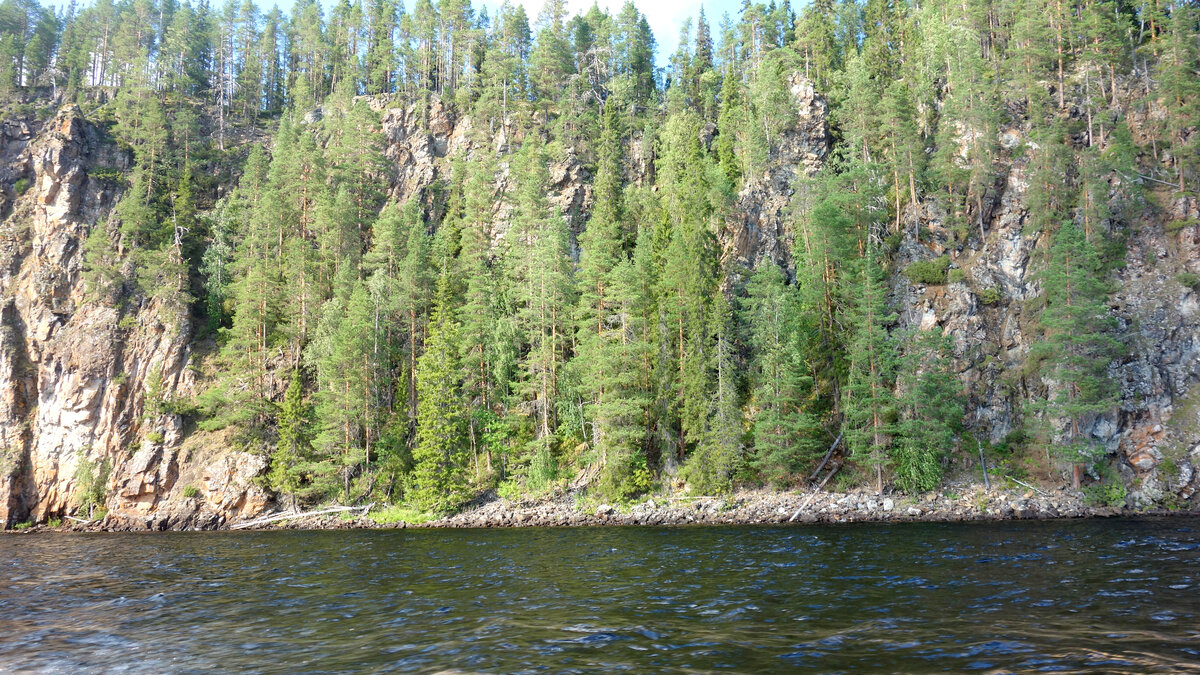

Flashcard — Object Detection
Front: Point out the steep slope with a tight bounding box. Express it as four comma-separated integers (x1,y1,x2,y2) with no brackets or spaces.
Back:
0,107,267,529
0,71,1196,529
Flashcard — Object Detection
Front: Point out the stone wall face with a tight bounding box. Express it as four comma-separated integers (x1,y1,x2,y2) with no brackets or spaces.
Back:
1,77,1197,528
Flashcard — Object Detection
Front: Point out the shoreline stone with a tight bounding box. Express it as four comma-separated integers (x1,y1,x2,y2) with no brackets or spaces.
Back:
9,484,1194,533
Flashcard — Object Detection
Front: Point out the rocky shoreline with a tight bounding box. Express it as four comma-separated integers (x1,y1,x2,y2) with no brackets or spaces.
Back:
407,485,1183,529
9,483,1194,533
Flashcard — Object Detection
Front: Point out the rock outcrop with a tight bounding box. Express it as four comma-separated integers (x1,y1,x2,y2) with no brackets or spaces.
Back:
888,98,1200,505
0,107,266,528
376,96,594,241
724,73,830,272
2,72,1198,529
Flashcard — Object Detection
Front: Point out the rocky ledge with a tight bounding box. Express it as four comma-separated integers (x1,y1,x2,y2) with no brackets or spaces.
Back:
7,483,1192,534
13,483,1188,533
413,485,1180,529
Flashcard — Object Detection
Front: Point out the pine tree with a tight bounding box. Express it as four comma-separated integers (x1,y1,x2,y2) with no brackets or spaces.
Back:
457,151,506,480
654,111,723,457
395,201,434,424
1032,222,1122,486
575,106,631,460
304,279,373,502
842,242,897,494
409,275,468,512
893,331,963,493
794,0,840,88
1158,3,1200,192
743,260,822,483
507,134,574,461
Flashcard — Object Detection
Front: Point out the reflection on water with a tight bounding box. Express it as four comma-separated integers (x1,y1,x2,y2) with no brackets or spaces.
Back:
2,518,1199,672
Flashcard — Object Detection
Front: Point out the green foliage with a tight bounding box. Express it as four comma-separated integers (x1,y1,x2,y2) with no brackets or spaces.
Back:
977,287,1003,305
893,331,964,493
269,370,321,503
844,243,898,493
1082,474,1128,508
408,277,469,513
182,485,201,499
368,504,434,525
1167,219,1199,235
32,0,1194,514
598,450,653,503
73,456,111,517
742,262,822,483
1177,273,1200,289
1031,223,1123,470
903,257,951,285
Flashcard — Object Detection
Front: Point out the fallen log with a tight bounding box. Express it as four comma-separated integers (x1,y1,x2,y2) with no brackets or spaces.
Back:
789,463,841,522
978,439,990,490
1008,476,1051,498
807,432,843,483
231,504,368,530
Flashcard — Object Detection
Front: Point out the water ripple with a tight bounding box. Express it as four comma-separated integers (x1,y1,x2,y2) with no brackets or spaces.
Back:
0,517,1198,672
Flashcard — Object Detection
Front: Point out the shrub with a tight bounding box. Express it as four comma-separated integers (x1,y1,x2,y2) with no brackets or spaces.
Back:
1166,218,1198,235
182,485,201,499
947,268,965,284
904,257,951,285
1080,480,1123,506
368,504,433,525
1176,272,1199,289
884,232,902,253
1082,473,1128,508
86,167,126,186
74,456,112,518
977,287,1002,305
14,177,29,195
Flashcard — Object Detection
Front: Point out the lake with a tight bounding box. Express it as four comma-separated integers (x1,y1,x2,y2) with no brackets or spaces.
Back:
2,518,1198,672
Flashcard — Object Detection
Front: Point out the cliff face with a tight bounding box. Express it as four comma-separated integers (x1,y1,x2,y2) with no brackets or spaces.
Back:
374,95,595,239
888,93,1200,506
0,74,1195,528
724,73,830,273
0,108,267,529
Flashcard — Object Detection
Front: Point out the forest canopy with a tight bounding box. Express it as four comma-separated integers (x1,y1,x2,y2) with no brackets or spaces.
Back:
5,0,1195,510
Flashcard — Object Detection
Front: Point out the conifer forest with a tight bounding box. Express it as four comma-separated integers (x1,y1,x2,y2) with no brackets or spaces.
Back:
0,0,1197,516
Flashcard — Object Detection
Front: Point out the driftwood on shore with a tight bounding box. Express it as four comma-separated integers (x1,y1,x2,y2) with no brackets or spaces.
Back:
1008,476,1050,497
808,432,842,483
789,462,842,522
231,503,375,530
978,440,991,489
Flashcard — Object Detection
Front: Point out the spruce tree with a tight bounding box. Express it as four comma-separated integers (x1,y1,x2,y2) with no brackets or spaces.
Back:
842,243,897,494
893,331,963,493
409,275,468,512
269,369,315,509
743,261,822,483
1032,222,1122,486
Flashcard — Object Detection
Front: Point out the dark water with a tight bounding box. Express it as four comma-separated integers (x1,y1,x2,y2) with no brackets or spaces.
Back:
2,519,1199,673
